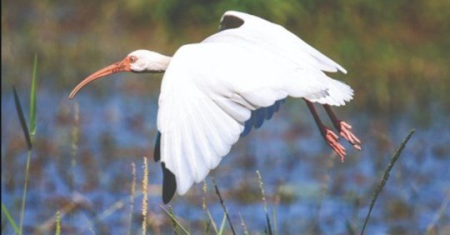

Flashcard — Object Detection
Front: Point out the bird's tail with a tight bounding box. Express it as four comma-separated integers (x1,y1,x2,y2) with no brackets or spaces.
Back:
305,79,354,106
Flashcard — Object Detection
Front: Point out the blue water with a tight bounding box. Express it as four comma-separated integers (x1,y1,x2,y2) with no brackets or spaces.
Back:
2,86,449,234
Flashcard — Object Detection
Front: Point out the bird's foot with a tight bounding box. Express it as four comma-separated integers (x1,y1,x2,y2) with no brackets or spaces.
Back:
324,128,346,161
339,121,362,151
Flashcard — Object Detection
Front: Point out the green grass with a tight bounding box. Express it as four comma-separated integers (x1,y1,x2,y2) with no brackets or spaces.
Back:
12,87,32,151
55,210,61,235
127,162,137,235
152,129,417,234
425,193,450,234
256,170,273,235
142,157,149,235
2,203,20,234
211,176,235,234
239,213,249,235
160,205,190,235
360,129,416,234
9,56,39,235
202,180,219,234
29,54,38,138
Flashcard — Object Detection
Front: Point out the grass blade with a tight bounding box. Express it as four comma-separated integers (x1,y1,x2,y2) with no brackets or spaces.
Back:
345,219,356,235
272,207,278,235
29,54,38,137
141,157,148,235
202,181,218,234
360,129,415,235
55,210,61,235
127,162,136,235
2,203,21,234
168,206,179,234
265,213,272,235
204,209,218,234
425,192,450,233
19,151,32,235
218,213,227,235
14,85,34,234
239,213,249,235
160,205,190,235
211,176,235,235
13,86,32,150
256,171,272,235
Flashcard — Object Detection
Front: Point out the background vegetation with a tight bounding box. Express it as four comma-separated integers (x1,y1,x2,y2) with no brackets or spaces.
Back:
3,0,450,113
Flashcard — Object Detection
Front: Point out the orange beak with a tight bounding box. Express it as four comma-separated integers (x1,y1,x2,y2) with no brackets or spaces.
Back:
69,57,132,99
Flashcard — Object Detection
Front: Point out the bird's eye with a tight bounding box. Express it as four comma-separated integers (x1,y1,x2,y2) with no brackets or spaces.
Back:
129,56,137,63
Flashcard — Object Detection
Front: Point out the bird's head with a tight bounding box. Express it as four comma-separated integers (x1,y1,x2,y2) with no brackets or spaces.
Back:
69,50,171,99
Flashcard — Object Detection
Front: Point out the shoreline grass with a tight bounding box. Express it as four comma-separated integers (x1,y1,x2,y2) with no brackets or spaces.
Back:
55,210,61,235
256,170,273,235
202,180,219,234
2,203,20,234
360,129,416,235
141,157,149,235
127,162,137,235
11,55,38,235
160,205,190,234
211,176,235,235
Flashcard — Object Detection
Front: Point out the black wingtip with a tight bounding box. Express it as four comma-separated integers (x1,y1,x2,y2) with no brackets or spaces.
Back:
154,131,161,162
219,15,244,31
162,162,176,204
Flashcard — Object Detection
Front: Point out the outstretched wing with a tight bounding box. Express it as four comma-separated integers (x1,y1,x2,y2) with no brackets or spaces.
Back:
156,11,354,203
207,10,348,74
240,99,285,137
201,10,353,138
157,48,247,200
157,42,340,202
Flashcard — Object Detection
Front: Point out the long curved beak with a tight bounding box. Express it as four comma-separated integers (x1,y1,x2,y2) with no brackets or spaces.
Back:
69,57,131,99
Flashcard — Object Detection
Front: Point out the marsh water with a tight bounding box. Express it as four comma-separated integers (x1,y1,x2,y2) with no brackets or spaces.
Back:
2,82,449,234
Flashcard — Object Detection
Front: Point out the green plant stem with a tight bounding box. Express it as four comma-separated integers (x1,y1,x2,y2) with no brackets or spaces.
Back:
29,54,38,137
127,162,136,235
141,157,148,235
55,210,61,235
160,205,190,235
239,213,249,235
360,129,415,235
211,177,235,235
2,203,21,234
12,87,32,150
426,192,450,233
218,214,227,235
19,150,32,235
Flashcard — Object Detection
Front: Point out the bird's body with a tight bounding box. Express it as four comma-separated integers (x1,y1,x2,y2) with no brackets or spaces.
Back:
69,11,361,204
158,42,353,194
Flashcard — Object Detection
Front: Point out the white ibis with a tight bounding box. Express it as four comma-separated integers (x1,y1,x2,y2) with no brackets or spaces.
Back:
69,11,361,204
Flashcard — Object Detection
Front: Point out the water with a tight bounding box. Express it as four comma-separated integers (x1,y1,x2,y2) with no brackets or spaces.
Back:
1,85,449,234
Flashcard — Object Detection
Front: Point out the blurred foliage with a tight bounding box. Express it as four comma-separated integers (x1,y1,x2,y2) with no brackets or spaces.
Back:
2,0,450,113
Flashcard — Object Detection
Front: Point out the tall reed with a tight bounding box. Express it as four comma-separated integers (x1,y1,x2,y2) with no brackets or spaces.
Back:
361,129,415,234
12,55,38,234
142,157,149,235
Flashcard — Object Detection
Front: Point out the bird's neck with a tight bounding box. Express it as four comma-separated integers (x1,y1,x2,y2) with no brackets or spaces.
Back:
151,55,172,73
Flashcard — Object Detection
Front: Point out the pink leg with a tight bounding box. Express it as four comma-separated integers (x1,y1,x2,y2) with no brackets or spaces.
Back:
304,100,346,161
323,105,362,150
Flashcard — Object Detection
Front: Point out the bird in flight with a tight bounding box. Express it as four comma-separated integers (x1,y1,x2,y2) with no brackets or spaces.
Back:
69,11,361,204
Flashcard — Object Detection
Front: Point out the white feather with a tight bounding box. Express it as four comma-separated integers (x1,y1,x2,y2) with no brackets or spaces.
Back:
211,10,347,74
156,11,354,196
